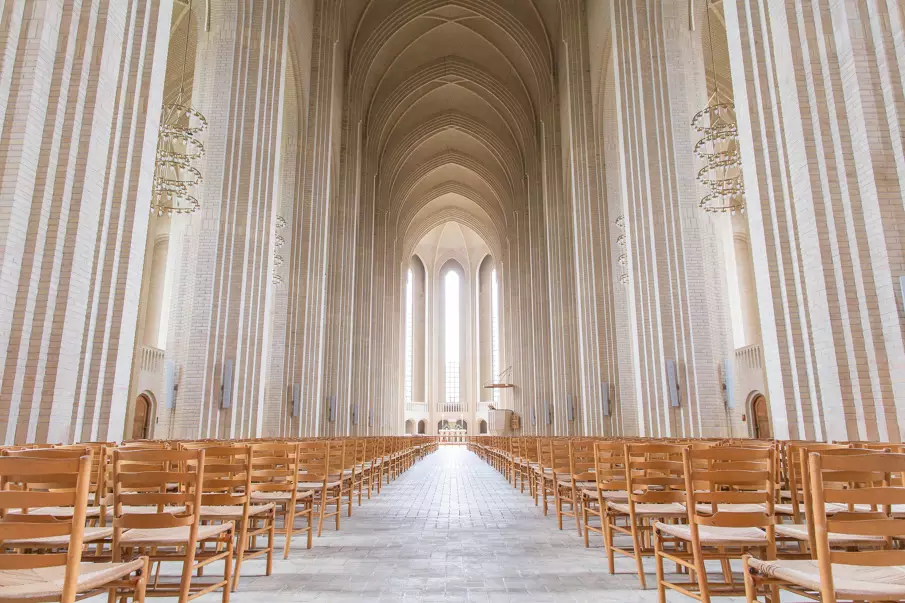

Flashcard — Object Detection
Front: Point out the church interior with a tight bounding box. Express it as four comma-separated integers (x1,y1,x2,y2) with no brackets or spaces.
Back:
1,0,904,601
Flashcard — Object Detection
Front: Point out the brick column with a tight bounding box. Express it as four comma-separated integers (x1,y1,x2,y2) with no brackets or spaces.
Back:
0,0,172,444
164,0,286,439
725,0,905,442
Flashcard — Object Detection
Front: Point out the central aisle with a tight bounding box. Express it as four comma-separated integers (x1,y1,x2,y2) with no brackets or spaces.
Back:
221,446,743,602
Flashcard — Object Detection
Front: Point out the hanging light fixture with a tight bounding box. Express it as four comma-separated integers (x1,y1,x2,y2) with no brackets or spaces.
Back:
693,0,744,215
150,0,207,217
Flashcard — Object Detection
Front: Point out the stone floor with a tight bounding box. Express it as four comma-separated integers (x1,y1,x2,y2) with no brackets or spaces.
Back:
184,445,750,602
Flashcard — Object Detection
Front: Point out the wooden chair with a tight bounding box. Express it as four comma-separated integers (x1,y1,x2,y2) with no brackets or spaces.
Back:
535,438,556,516
550,439,581,533
565,440,597,535
654,445,778,602
3,446,109,536
744,450,905,602
581,441,627,550
109,448,234,602
351,438,368,507
774,445,886,557
338,439,358,517
0,454,149,603
192,445,275,591
295,441,341,537
606,442,688,589
248,442,313,556
510,437,530,494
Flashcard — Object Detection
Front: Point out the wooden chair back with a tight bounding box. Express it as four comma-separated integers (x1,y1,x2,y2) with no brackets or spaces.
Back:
624,443,687,505
593,441,627,495
683,446,776,538
0,454,93,603
109,448,204,534
193,444,251,509
809,451,905,602
250,441,298,487
568,439,596,484
297,441,330,487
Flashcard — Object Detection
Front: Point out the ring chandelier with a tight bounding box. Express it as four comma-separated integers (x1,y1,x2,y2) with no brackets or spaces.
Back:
150,0,207,217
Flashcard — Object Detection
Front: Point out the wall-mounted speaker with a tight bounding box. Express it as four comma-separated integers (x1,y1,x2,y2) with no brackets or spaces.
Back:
326,396,336,422
567,395,575,422
165,360,177,409
722,359,735,409
351,403,359,426
545,400,552,425
601,382,610,416
291,383,301,417
529,407,537,426
368,409,373,427
666,359,681,408
220,359,233,409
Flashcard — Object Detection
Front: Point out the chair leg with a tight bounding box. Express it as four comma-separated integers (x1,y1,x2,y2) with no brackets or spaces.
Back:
742,555,757,603
604,509,616,575
692,540,711,603
317,489,328,537
232,519,248,592
222,533,234,603
654,527,667,603
266,514,275,576
134,556,150,603
283,503,296,559
179,542,197,603
629,514,647,590
306,501,314,549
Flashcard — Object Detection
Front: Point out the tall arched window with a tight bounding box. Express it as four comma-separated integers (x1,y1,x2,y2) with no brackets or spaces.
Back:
403,268,414,404
491,268,501,403
444,270,461,406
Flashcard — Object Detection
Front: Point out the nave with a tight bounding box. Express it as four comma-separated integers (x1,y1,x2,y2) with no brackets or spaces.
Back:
211,445,715,603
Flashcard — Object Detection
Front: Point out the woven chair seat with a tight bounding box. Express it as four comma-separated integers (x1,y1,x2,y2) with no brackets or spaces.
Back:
557,480,595,488
29,506,102,519
608,502,686,516
693,503,768,514
581,489,632,503
250,491,307,503
107,506,186,517
747,557,905,599
773,502,851,516
298,481,340,489
200,504,274,519
656,521,768,544
3,526,114,548
120,522,232,545
0,559,145,600
774,523,885,544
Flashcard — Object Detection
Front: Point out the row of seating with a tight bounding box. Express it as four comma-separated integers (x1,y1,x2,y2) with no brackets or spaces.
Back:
0,436,437,603
469,435,905,603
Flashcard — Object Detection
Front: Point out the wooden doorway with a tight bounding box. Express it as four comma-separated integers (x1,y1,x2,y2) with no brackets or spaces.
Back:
132,394,152,440
751,394,771,439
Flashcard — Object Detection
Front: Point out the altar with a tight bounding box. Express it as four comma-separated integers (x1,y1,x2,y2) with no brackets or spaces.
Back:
438,428,467,444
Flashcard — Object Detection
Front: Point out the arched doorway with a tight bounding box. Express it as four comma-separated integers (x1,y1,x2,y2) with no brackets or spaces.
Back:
131,394,152,440
405,419,415,435
479,419,488,434
417,420,426,434
751,394,771,439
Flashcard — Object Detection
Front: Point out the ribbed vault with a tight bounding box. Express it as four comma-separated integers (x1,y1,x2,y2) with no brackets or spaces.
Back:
337,0,560,434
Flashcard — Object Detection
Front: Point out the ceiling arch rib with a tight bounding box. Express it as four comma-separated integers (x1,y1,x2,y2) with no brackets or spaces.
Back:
396,181,505,240
368,19,535,119
405,207,502,264
348,0,554,115
388,150,516,220
366,56,535,151
381,111,522,194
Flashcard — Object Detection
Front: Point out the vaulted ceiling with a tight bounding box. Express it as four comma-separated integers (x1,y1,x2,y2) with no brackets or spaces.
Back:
343,0,560,258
